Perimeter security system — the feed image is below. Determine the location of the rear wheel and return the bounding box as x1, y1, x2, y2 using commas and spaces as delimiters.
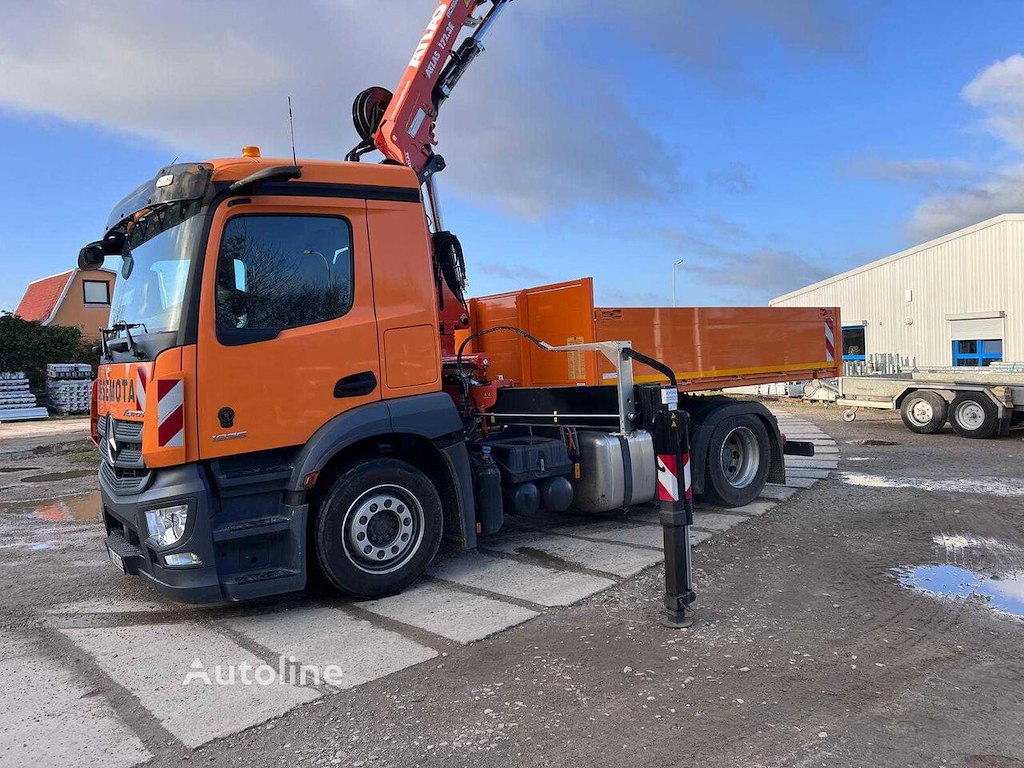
949, 393, 999, 439
703, 415, 771, 507
900, 391, 948, 434
314, 458, 443, 598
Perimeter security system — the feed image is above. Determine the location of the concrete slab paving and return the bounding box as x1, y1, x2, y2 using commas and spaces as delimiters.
0, 633, 151, 768
785, 468, 832, 479
61, 623, 320, 748
726, 500, 778, 517
760, 484, 799, 500
784, 476, 819, 489
483, 532, 664, 578
360, 581, 538, 645
554, 521, 665, 549
226, 606, 437, 690
428, 551, 615, 606
786, 460, 835, 473
691, 512, 748, 532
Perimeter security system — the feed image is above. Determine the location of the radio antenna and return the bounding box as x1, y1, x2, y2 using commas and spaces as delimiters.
288, 96, 297, 165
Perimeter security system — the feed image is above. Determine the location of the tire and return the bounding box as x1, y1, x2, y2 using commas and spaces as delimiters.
313, 458, 443, 599
702, 414, 771, 507
948, 393, 999, 439
900, 391, 948, 434
842, 409, 857, 422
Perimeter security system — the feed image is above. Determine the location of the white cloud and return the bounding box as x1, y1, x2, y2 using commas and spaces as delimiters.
961, 53, 1024, 149
846, 156, 975, 183
909, 164, 1024, 241
904, 54, 1024, 240
0, 1, 860, 219
0, 1, 677, 218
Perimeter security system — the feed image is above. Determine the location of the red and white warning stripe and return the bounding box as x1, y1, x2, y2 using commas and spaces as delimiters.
824, 317, 836, 363
157, 378, 184, 447
135, 367, 148, 412
657, 453, 693, 503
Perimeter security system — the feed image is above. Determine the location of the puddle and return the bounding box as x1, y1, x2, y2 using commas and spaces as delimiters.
846, 439, 901, 446
3, 491, 102, 522
0, 541, 56, 551
21, 469, 96, 483
895, 564, 1024, 620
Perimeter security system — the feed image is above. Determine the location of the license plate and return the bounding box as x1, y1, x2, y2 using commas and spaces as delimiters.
107, 546, 126, 573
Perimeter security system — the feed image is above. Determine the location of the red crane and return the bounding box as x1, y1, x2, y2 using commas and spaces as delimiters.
347, 0, 512, 357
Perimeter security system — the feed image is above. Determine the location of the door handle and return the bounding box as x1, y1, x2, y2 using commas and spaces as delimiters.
334, 371, 378, 398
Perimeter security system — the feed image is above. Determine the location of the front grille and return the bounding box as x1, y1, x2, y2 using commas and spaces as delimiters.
101, 461, 152, 495
99, 414, 151, 492
113, 420, 143, 442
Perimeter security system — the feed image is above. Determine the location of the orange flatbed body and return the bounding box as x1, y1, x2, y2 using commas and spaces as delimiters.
465, 278, 841, 392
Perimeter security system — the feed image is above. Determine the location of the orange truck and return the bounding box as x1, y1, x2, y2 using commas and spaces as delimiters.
77, 1, 839, 603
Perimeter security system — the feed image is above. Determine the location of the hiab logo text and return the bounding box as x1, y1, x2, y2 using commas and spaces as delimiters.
182, 656, 344, 687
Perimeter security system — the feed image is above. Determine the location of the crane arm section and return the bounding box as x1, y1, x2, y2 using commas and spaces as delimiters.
372, 0, 511, 182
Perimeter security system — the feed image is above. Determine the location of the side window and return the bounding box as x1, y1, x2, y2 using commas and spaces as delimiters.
216, 214, 353, 333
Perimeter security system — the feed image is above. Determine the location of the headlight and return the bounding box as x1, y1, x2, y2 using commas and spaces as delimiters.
144, 504, 189, 547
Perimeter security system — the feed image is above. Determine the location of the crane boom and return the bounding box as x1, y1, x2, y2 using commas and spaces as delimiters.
348, 0, 511, 182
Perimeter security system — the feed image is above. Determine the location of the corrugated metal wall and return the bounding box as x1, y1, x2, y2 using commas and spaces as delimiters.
769, 216, 1024, 367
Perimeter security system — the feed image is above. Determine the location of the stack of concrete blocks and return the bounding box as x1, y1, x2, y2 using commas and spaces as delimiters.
46, 363, 93, 415
0, 371, 48, 422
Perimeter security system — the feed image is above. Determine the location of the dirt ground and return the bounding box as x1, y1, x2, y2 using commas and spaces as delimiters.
3, 404, 1024, 767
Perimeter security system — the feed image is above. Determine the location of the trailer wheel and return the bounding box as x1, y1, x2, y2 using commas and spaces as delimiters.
313, 458, 443, 599
703, 415, 771, 507
949, 393, 999, 439
842, 409, 858, 422
900, 391, 948, 434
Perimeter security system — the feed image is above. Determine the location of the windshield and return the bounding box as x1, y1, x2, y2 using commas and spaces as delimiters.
108, 215, 203, 335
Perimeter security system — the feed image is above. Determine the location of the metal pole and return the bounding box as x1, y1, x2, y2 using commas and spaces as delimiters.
645, 385, 695, 627
672, 259, 684, 307
425, 175, 444, 232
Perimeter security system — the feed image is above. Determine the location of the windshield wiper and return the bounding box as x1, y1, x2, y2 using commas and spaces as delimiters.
101, 321, 148, 360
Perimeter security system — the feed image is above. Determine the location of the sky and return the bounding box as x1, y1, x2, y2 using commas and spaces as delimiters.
1, 0, 1023, 313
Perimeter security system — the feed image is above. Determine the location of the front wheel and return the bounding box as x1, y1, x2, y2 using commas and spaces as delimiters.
313, 458, 443, 598
702, 415, 771, 507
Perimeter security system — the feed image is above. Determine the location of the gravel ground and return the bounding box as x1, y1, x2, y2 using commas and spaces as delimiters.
3, 404, 1024, 767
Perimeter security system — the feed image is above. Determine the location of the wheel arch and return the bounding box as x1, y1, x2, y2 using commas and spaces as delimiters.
683, 397, 785, 495
291, 394, 476, 548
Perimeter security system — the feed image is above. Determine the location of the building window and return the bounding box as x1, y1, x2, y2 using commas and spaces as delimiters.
952, 339, 1003, 367
842, 326, 866, 361
83, 280, 110, 305
215, 214, 353, 334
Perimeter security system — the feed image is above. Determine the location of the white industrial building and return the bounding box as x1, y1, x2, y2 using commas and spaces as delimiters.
770, 214, 1024, 369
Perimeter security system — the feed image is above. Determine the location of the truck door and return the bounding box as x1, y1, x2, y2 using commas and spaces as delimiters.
195, 196, 380, 458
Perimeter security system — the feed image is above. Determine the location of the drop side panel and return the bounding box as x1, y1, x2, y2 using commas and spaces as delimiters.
595, 306, 842, 390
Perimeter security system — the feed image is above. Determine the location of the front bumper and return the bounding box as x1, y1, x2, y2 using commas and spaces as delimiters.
100, 463, 224, 603
100, 460, 309, 603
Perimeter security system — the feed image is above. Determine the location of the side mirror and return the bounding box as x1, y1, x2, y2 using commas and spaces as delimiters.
78, 243, 106, 271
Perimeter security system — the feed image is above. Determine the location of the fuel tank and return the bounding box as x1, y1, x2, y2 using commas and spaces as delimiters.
572, 430, 656, 513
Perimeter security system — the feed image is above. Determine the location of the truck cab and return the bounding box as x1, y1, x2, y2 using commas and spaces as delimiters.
87, 154, 476, 602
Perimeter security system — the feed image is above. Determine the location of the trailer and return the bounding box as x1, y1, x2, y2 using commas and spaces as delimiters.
830, 369, 1024, 438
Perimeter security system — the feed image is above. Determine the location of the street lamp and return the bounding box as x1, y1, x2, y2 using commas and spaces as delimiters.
672, 259, 684, 307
